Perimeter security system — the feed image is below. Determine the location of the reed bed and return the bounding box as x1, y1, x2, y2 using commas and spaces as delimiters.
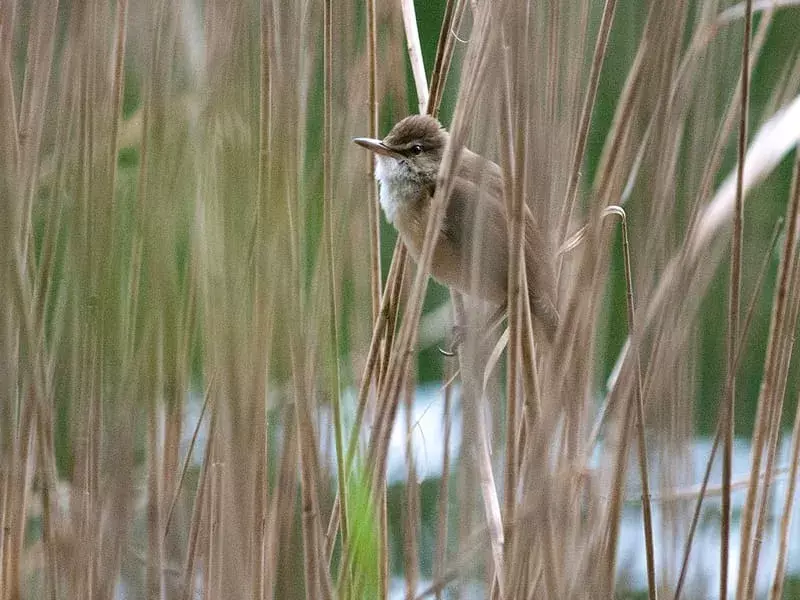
1, 0, 800, 598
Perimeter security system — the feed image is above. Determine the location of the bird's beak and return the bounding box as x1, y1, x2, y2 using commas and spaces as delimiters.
353, 137, 403, 159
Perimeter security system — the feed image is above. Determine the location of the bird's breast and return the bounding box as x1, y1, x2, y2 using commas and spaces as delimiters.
391, 195, 506, 306
375, 166, 506, 304
374, 157, 422, 225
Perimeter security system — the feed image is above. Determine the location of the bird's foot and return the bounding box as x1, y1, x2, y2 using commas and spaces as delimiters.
438, 324, 465, 357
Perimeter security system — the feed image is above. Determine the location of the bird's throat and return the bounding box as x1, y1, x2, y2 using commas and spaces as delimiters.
374, 156, 425, 225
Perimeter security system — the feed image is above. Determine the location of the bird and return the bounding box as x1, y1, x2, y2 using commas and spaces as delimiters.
354, 114, 559, 343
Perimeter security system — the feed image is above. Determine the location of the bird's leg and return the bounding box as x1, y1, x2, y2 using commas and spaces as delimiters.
438, 303, 507, 357
438, 324, 465, 357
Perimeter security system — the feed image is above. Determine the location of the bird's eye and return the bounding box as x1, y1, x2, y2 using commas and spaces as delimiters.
410, 144, 423, 155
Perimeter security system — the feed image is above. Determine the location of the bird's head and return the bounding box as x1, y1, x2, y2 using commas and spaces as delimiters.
354, 114, 448, 190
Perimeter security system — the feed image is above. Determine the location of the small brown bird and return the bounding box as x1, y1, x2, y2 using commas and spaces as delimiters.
354, 115, 559, 342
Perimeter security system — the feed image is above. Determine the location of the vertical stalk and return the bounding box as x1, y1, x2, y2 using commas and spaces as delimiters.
673, 218, 785, 600
322, 0, 348, 549
746, 205, 800, 600
326, 244, 404, 564
618, 208, 657, 599
404, 379, 419, 598
599, 207, 656, 599
379, 480, 389, 600
147, 388, 164, 600
400, 0, 429, 113
434, 368, 454, 600
723, 1, 752, 597
770, 361, 800, 598
735, 59, 798, 600
366, 0, 381, 324
557, 0, 618, 249
428, 0, 463, 120
500, 24, 524, 591
255, 2, 273, 594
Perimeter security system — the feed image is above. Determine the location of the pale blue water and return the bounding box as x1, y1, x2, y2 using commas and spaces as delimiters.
178, 386, 800, 599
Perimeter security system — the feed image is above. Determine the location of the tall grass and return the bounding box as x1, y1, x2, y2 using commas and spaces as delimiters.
1, 0, 800, 598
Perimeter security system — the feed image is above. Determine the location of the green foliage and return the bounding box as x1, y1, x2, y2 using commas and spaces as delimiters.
346, 472, 381, 598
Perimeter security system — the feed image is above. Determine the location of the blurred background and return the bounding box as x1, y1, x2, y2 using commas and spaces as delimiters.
2, 0, 800, 598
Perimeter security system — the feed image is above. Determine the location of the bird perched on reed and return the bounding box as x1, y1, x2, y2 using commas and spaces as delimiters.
354, 114, 559, 343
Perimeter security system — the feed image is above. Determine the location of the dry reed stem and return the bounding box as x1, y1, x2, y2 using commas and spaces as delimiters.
722, 0, 753, 596
557, 0, 618, 247
73, 9, 96, 588
599, 357, 637, 597
1, 398, 34, 600
379, 481, 389, 600
325, 244, 401, 563
323, 0, 349, 550
455, 307, 506, 598
332, 0, 466, 585
203, 459, 217, 600
770, 322, 800, 598
404, 378, 420, 598
735, 123, 800, 600
180, 395, 217, 600
499, 30, 523, 593
592, 3, 654, 210
146, 390, 164, 600
134, 4, 167, 599
379, 246, 408, 390
265, 411, 299, 600
400, 0, 430, 113
164, 377, 215, 540
366, 0, 382, 324
296, 406, 324, 600
255, 0, 273, 264
323, 0, 440, 558
673, 216, 784, 599
108, 0, 128, 206
607, 206, 658, 599
646, 463, 789, 503
0, 134, 20, 582
569, 207, 654, 599
745, 199, 800, 599
608, 8, 776, 443
544, 1, 560, 204
684, 10, 774, 258
0, 467, 6, 597
252, 324, 273, 600
291, 333, 331, 600
18, 0, 59, 269
434, 364, 455, 600
428, 0, 464, 119
253, 3, 274, 595
361, 14, 497, 585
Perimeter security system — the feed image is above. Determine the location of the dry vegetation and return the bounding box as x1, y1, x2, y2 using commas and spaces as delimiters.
2, 0, 800, 599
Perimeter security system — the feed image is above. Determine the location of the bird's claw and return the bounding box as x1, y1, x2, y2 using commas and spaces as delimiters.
438, 325, 465, 357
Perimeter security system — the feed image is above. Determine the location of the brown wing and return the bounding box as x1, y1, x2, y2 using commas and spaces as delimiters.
437, 176, 508, 305
441, 165, 559, 342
